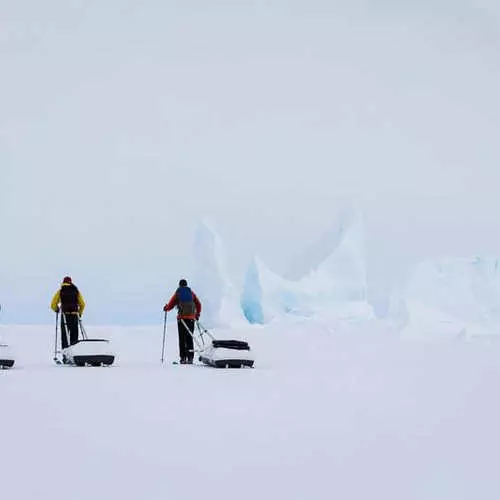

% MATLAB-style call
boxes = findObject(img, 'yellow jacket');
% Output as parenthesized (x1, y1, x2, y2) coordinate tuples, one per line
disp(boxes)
(50, 284, 86, 315)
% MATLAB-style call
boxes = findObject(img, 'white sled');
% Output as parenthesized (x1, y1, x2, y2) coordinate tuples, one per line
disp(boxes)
(185, 320, 254, 369)
(0, 343, 15, 369)
(63, 339, 115, 367)
(59, 316, 115, 367)
(0, 306, 15, 369)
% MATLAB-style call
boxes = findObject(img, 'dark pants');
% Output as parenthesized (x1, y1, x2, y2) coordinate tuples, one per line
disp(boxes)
(61, 314, 79, 349)
(178, 319, 195, 362)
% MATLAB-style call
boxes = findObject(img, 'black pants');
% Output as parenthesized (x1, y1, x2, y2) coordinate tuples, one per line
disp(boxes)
(61, 314, 79, 349)
(178, 319, 194, 361)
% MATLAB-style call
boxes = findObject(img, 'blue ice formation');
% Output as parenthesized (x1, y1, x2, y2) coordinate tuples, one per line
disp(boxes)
(241, 257, 312, 324)
(241, 258, 264, 324)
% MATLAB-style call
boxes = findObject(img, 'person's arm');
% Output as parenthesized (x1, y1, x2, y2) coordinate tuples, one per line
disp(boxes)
(50, 290, 61, 312)
(193, 293, 202, 318)
(163, 293, 178, 312)
(78, 293, 86, 316)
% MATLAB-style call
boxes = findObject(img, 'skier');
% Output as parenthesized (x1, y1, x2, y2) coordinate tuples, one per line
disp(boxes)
(50, 276, 86, 351)
(163, 279, 202, 364)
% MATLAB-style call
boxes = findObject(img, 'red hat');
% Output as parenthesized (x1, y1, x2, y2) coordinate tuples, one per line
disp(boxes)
(63, 276, 72, 284)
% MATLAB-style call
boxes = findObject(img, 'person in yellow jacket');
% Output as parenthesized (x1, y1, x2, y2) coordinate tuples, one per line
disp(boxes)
(50, 276, 85, 349)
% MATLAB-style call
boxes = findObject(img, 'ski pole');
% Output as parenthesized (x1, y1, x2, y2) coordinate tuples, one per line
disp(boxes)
(161, 311, 167, 364)
(78, 316, 88, 340)
(53, 311, 59, 361)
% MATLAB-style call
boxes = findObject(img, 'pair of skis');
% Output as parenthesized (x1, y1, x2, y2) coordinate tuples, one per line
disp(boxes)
(171, 360, 205, 368)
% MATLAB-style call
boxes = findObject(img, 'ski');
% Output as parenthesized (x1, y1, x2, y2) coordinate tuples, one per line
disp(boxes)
(171, 361, 204, 368)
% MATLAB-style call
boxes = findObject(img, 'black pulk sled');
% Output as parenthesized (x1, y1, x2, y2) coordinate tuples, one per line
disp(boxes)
(57, 314, 115, 367)
(182, 319, 254, 369)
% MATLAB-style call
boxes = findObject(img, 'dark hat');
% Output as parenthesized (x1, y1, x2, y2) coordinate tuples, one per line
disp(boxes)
(179, 279, 188, 287)
(63, 276, 72, 284)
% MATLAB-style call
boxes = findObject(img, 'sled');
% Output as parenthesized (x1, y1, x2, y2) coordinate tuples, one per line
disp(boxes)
(183, 320, 254, 369)
(0, 343, 15, 369)
(0, 307, 15, 369)
(63, 339, 115, 367)
(59, 316, 115, 367)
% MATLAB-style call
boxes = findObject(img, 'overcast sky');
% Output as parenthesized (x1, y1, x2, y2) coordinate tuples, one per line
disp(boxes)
(1, 0, 500, 324)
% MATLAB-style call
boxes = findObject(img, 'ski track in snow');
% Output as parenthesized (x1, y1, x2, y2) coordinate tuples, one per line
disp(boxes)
(1, 323, 500, 500)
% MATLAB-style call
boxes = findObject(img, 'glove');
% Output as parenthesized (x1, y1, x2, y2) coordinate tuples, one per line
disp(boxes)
(163, 305, 168, 312)
(54, 307, 60, 313)
(195, 314, 200, 320)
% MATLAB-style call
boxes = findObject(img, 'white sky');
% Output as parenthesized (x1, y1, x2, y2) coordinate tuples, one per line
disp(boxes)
(1, 0, 500, 323)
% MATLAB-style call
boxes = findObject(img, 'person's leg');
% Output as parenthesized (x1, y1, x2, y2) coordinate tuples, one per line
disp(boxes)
(184, 319, 195, 363)
(60, 316, 69, 349)
(177, 320, 187, 362)
(67, 315, 79, 345)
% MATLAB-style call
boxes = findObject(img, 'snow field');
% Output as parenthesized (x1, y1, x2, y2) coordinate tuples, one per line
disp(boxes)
(1, 322, 500, 500)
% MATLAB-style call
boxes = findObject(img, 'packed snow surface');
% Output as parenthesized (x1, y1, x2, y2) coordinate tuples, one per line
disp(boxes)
(1, 321, 499, 500)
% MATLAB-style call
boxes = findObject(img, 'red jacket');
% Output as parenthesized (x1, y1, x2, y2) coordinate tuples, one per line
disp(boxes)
(164, 289, 202, 320)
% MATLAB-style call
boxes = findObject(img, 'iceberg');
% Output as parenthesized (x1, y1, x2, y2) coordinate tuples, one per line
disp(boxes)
(191, 219, 246, 328)
(287, 208, 368, 303)
(401, 257, 500, 338)
(241, 209, 374, 324)
(241, 256, 313, 324)
(386, 283, 410, 331)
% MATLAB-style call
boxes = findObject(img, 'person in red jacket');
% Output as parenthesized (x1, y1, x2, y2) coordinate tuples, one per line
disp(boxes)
(163, 279, 202, 364)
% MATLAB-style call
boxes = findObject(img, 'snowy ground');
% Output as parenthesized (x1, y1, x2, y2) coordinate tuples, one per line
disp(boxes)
(1, 320, 500, 500)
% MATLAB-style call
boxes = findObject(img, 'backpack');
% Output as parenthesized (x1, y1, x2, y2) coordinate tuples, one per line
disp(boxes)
(177, 286, 196, 317)
(60, 284, 79, 313)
